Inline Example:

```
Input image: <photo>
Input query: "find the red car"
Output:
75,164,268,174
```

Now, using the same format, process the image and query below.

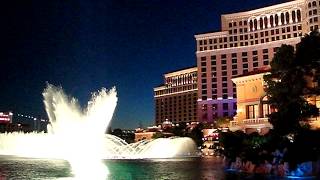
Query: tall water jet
43,84,118,179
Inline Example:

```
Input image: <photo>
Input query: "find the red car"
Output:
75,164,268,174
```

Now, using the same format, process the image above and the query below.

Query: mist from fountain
0,84,197,179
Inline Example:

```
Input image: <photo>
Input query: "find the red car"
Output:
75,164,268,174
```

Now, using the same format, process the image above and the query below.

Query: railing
230,117,270,127
243,117,269,124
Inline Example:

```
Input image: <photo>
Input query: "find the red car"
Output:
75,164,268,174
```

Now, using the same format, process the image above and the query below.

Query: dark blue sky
1,0,286,129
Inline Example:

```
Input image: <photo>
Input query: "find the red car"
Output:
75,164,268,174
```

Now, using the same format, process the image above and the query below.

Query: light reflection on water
0,156,227,180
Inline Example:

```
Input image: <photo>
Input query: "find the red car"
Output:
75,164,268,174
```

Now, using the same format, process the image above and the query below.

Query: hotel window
263,54,268,60
234,29,237,33
253,62,259,67
263,61,269,65
224,44,227,48
232,53,237,58
222,83,228,87
265,31,268,36
224,37,227,42
229,30,233,34
200,47,203,51
287,27,290,32
272,37,275,41
254,33,258,38
229,37,233,42
233,22,237,26
246,104,258,119
222,71,227,76
232,59,237,63
204,40,207,45
242,52,247,56
211,61,216,65
294,33,298,37
214,39,217,43
219,38,222,43
245,35,248,40
242,58,248,62
263,49,268,53
312,1,316,7
243,64,248,68
271,30,274,35
222,66,227,70
240,28,243,33
276,36,280,40
240,35,243,40
315,17,318,22
309,10,312,16
212,84,217,88
223,103,228,110
201,62,206,66
222,89,228,93
212,66,216,71
252,50,258,55
212,78,216,82
232,70,237,76
199,40,203,45
243,69,248,73
221,54,226,59
222,77,227,81
229,23,232,27
201,68,206,72
232,65,237,69
253,56,258,61
221,60,227,64
260,32,264,37
201,57,206,61
298,25,302,30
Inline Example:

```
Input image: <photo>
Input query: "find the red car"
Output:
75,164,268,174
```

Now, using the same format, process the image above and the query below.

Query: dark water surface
0,156,227,180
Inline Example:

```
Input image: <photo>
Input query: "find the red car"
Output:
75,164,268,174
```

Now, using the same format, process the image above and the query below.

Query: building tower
195,0,320,123
154,67,198,125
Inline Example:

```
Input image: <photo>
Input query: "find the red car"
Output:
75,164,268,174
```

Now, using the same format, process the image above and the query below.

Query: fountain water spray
0,84,197,179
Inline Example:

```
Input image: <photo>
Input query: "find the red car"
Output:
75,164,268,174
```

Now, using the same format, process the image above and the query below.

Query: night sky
1,0,287,129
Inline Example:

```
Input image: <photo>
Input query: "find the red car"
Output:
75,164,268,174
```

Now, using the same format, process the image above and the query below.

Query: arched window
297,10,301,22
259,17,263,29
254,19,258,30
250,20,253,31
285,12,290,24
275,14,279,26
292,11,296,23
264,17,268,28
308,2,312,8
270,15,274,27
281,13,285,25
312,1,316,7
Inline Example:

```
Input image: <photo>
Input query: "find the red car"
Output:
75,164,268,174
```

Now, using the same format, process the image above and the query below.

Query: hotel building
195,0,320,123
154,67,198,125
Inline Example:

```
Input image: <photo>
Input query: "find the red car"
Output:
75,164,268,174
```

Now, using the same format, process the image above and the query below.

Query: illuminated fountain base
0,133,197,159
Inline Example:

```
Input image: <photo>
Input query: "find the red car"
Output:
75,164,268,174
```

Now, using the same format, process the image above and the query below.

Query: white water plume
0,84,197,179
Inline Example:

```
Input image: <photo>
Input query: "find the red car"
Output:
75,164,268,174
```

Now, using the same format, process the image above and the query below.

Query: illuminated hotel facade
154,67,198,125
195,0,320,123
